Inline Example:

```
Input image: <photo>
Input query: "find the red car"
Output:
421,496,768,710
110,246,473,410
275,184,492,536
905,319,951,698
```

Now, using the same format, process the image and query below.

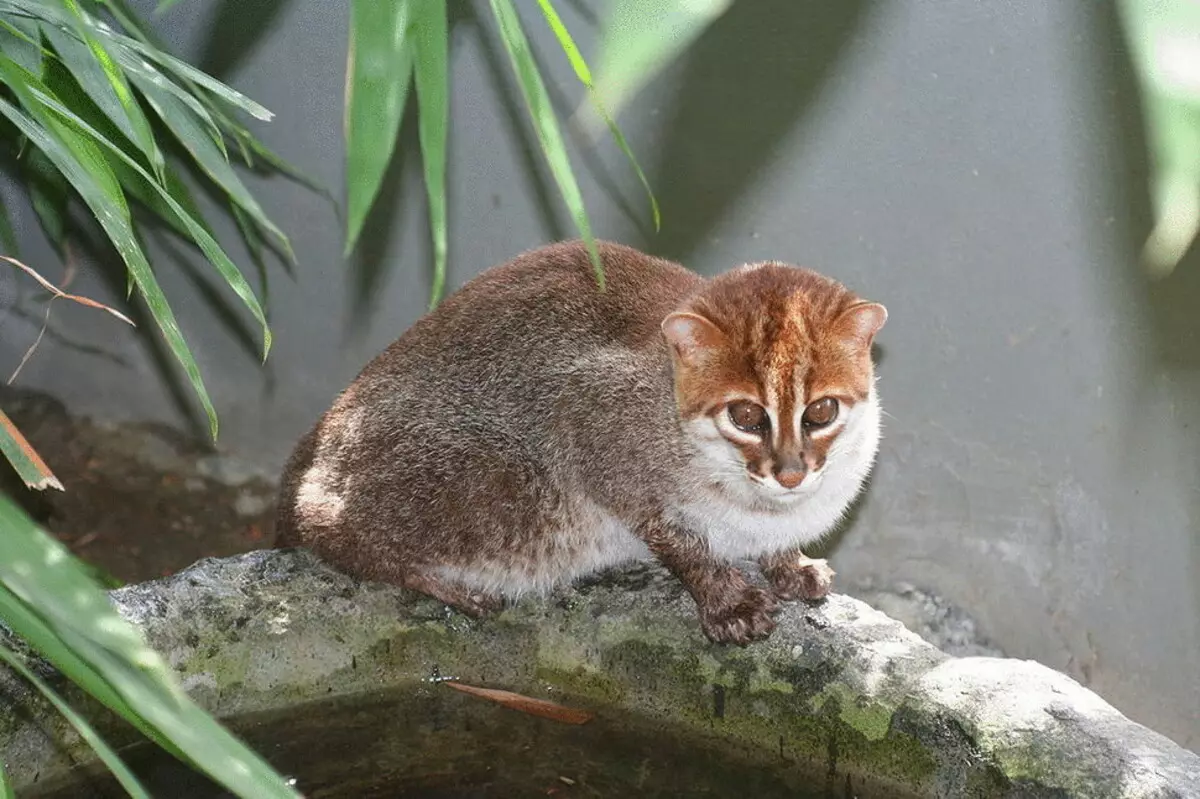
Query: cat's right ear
662,312,726,366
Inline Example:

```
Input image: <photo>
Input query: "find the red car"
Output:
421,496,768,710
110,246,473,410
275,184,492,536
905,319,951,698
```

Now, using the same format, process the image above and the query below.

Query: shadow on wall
1085,3,1200,581
198,0,294,81
642,0,878,265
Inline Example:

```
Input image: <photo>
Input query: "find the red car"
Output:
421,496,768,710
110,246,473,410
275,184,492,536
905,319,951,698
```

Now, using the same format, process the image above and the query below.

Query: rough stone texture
1,550,1197,798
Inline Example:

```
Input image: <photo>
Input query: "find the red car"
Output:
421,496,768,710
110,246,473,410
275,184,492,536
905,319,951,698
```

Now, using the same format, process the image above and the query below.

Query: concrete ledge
1,549,1197,797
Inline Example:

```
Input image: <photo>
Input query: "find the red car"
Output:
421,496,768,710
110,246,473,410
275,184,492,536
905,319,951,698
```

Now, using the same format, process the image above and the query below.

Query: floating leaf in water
443,681,594,725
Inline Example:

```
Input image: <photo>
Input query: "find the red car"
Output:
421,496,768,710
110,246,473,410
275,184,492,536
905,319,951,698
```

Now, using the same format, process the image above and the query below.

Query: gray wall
1,1,1197,749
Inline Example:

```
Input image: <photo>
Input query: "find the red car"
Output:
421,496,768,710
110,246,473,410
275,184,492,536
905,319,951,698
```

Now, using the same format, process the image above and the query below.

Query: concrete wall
1,1,1197,749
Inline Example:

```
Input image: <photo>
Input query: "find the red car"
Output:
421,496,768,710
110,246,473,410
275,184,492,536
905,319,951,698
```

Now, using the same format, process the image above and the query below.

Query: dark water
28,685,900,798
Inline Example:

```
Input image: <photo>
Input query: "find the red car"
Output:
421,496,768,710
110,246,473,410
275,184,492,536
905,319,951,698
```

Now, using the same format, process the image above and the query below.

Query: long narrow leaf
39,19,165,180
488,0,603,287
136,77,292,262
0,66,220,438
0,408,62,491
0,759,12,799
534,0,660,232
0,645,151,799
109,34,272,121
411,0,449,307
591,0,733,120
0,584,180,757
0,496,302,798
344,0,414,255
0,13,43,74
24,79,272,360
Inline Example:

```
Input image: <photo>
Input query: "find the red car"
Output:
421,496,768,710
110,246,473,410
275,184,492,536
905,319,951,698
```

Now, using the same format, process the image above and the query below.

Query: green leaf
1117,0,1200,277
39,19,166,180
0,757,12,799
591,0,733,119
534,0,660,232
26,75,273,361
105,30,274,121
344,0,414,255
0,407,63,491
136,76,292,262
411,0,449,307
488,0,604,287
122,59,228,159
0,14,45,75
0,496,302,798
0,644,151,799
0,60,220,439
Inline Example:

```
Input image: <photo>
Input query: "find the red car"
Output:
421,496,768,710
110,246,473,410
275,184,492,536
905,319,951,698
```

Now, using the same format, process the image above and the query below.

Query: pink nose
776,470,805,489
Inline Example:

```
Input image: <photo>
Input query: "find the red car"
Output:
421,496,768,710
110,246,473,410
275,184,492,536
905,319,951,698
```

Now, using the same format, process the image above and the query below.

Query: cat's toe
700,587,779,645
769,558,835,601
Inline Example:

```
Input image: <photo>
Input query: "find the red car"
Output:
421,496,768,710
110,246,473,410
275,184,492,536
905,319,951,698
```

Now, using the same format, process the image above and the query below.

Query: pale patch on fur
437,504,650,599
295,464,346,527
674,387,882,560
295,402,367,531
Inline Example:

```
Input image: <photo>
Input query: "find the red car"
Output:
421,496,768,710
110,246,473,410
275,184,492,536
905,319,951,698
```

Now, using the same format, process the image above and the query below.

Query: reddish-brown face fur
663,263,885,490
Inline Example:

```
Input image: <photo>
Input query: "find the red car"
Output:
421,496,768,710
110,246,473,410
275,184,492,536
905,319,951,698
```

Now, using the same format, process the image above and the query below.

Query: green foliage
342,0,725,305
0,0,320,443
0,2,320,795
1117,0,1200,277
0,494,302,797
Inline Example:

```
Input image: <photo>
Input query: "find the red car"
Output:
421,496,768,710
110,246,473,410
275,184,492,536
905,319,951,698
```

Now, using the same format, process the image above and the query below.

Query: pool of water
27,682,914,798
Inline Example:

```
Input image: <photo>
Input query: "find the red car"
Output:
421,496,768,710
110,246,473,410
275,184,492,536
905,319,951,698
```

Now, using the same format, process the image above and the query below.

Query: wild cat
275,240,886,644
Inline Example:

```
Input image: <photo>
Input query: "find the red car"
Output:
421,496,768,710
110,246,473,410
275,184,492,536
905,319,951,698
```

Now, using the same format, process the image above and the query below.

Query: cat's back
362,240,700,384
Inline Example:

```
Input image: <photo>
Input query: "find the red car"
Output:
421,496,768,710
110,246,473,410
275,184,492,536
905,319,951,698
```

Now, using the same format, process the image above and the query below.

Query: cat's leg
400,567,504,618
760,548,836,601
638,518,779,645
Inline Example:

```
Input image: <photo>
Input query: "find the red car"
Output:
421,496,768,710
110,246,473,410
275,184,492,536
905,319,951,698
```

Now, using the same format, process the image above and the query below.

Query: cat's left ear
662,311,726,366
835,301,888,348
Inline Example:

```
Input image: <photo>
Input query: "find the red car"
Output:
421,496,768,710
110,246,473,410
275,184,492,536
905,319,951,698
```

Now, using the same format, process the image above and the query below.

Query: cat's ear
662,311,726,366
835,301,888,348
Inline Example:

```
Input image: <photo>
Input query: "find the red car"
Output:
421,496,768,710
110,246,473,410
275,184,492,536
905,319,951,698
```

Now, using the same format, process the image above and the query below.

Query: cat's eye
802,397,838,428
728,401,768,434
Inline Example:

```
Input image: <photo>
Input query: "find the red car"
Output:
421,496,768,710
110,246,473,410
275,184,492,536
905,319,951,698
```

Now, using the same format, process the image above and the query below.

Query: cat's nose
775,469,806,489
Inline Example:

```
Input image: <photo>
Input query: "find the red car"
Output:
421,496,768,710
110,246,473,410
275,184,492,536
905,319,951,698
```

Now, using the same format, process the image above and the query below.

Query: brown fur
275,240,884,645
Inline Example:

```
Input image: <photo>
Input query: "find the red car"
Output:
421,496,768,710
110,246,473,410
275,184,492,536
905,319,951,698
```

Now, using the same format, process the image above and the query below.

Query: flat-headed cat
275,241,886,644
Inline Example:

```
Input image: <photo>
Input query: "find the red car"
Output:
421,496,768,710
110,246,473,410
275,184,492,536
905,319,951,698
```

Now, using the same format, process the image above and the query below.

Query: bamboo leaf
0,61,220,439
591,0,733,119
136,76,292,262
0,757,12,799
2,253,135,325
104,31,274,121
534,0,660,232
0,645,151,799
39,19,165,179
0,496,302,798
411,0,449,307
0,14,44,75
443,681,594,724
0,407,62,491
488,0,603,287
27,79,273,361
344,0,414,255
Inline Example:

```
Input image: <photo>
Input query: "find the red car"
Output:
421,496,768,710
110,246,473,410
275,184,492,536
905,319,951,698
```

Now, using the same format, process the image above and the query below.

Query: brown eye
728,401,768,434
802,397,838,428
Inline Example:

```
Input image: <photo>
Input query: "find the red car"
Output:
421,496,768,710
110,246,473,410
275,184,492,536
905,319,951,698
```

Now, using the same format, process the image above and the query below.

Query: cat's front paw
765,556,835,601
698,585,780,646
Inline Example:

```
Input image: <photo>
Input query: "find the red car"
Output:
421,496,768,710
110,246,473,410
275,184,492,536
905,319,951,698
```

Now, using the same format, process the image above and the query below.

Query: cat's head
661,262,886,507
